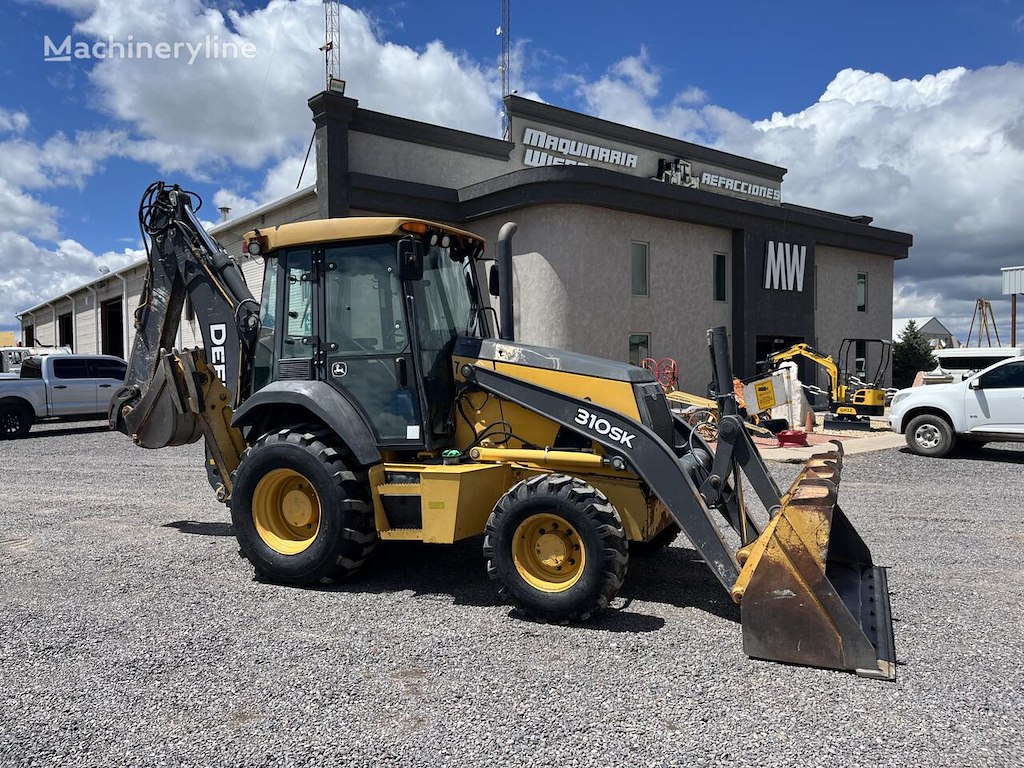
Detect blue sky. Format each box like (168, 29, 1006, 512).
(2, 0, 1024, 341)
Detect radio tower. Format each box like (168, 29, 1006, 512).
(498, 0, 511, 139)
(323, 0, 342, 89)
(301, 1, 342, 189)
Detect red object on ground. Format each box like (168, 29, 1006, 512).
(776, 429, 810, 447)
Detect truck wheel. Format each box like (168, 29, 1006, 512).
(905, 414, 956, 457)
(230, 428, 377, 584)
(0, 403, 32, 439)
(483, 474, 628, 622)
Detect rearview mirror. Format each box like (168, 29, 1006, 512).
(488, 263, 500, 297)
(398, 239, 424, 281)
(969, 378, 981, 389)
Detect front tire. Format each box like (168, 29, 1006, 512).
(905, 414, 956, 457)
(483, 474, 628, 622)
(230, 428, 377, 584)
(0, 403, 32, 439)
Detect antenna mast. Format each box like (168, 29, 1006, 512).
(498, 0, 511, 140)
(302, 1, 342, 189)
(323, 0, 342, 89)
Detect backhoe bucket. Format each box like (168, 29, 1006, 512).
(109, 350, 203, 448)
(730, 441, 896, 679)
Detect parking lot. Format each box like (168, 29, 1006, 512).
(1, 422, 1022, 767)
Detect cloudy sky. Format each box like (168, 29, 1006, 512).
(2, 0, 1024, 343)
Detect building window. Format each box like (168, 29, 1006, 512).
(23, 324, 34, 347)
(857, 272, 867, 312)
(628, 333, 650, 365)
(713, 253, 728, 302)
(631, 242, 649, 296)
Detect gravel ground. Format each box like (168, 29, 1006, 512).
(1, 421, 1022, 767)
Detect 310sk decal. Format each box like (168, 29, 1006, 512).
(574, 407, 636, 448)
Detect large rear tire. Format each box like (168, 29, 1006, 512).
(905, 414, 956, 457)
(230, 428, 377, 584)
(0, 403, 32, 439)
(483, 474, 628, 622)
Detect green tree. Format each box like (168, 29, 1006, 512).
(892, 320, 936, 388)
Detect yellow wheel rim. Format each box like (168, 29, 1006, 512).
(512, 513, 586, 592)
(251, 468, 322, 555)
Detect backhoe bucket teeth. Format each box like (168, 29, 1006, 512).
(731, 441, 896, 680)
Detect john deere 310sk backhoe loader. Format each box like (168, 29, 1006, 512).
(110, 182, 896, 679)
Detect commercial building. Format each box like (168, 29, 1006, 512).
(19, 90, 912, 394)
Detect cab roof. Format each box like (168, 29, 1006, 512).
(244, 217, 485, 254)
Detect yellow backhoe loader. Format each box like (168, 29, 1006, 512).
(110, 182, 896, 679)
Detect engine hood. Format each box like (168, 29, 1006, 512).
(454, 337, 656, 384)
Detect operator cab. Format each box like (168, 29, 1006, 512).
(245, 218, 491, 453)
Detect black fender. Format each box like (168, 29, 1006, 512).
(232, 380, 382, 468)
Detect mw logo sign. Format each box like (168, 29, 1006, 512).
(763, 242, 806, 292)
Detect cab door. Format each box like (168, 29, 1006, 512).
(321, 241, 423, 448)
(49, 357, 99, 416)
(964, 360, 1024, 435)
(91, 358, 128, 413)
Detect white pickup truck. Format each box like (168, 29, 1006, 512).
(0, 354, 127, 438)
(889, 355, 1024, 456)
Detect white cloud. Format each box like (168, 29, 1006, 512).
(0, 98, 134, 329)
(0, 230, 140, 340)
(40, 0, 500, 176)
(577, 49, 736, 144)
(213, 152, 308, 219)
(0, 108, 30, 134)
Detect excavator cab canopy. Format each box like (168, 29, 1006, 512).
(243, 218, 485, 260)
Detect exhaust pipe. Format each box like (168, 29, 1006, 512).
(497, 222, 517, 341)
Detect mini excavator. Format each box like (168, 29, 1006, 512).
(764, 340, 891, 419)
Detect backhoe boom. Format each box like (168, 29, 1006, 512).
(109, 182, 260, 494)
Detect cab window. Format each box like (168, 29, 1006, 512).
(52, 358, 91, 379)
(978, 361, 1024, 389)
(282, 250, 315, 360)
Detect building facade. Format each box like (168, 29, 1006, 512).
(19, 91, 912, 395)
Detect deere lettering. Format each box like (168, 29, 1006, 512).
(574, 407, 636, 448)
(208, 323, 228, 381)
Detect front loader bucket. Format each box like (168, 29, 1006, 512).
(731, 441, 896, 680)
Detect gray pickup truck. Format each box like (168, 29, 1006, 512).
(0, 354, 127, 438)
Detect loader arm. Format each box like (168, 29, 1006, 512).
(109, 181, 261, 497)
(467, 327, 896, 680)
